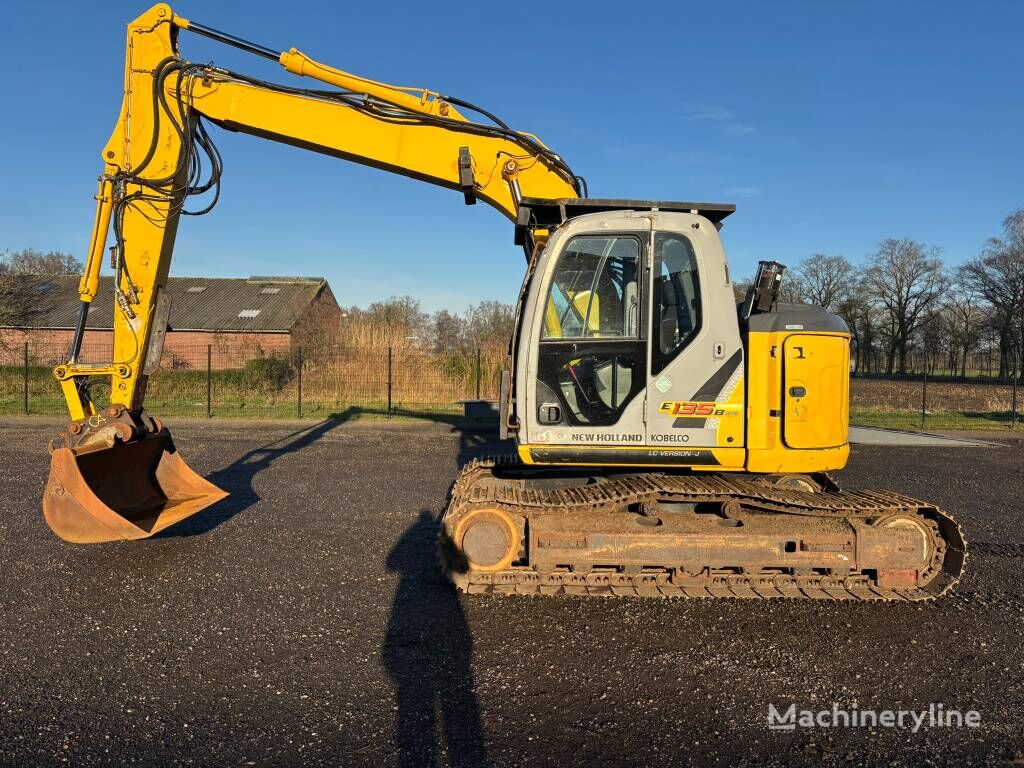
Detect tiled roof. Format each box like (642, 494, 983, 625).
(3, 275, 333, 332)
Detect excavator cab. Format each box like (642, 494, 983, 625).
(44, 406, 227, 543)
(512, 199, 747, 467)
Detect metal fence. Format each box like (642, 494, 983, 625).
(851, 347, 1021, 380)
(851, 372, 1020, 431)
(1, 341, 1020, 430)
(0, 342, 502, 420)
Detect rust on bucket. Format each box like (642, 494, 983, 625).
(43, 410, 227, 544)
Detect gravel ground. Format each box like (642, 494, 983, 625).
(0, 416, 1022, 767)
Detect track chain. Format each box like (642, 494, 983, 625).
(441, 456, 967, 602)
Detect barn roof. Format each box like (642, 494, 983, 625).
(3, 275, 334, 333)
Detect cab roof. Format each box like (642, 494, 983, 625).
(516, 197, 735, 245)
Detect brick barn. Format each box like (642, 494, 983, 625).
(0, 275, 339, 369)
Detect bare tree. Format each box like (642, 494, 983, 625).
(0, 249, 83, 330)
(430, 309, 463, 353)
(863, 239, 944, 374)
(833, 276, 878, 373)
(290, 296, 344, 357)
(789, 253, 856, 312)
(778, 272, 804, 304)
(366, 295, 428, 346)
(462, 301, 514, 353)
(960, 210, 1024, 379)
(0, 249, 82, 276)
(918, 306, 947, 374)
(943, 275, 984, 376)
(732, 276, 753, 303)
(0, 274, 36, 330)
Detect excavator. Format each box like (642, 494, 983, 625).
(43, 4, 965, 601)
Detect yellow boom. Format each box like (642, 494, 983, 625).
(44, 3, 580, 543)
(63, 2, 579, 421)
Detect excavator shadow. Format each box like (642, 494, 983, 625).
(454, 423, 511, 473)
(327, 408, 506, 471)
(155, 411, 509, 539)
(154, 409, 360, 538)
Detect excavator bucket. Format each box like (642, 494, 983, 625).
(43, 428, 228, 544)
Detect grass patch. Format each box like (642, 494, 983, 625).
(0, 363, 472, 420)
(851, 409, 1019, 431)
(4, 364, 1017, 430)
(0, 368, 468, 422)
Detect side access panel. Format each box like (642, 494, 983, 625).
(782, 334, 849, 449)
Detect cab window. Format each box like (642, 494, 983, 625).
(652, 232, 701, 374)
(542, 235, 639, 339)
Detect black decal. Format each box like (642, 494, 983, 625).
(671, 417, 707, 429)
(530, 448, 721, 466)
(690, 349, 742, 401)
(671, 350, 742, 429)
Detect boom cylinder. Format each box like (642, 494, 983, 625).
(172, 16, 280, 61)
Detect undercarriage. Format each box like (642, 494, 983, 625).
(440, 457, 966, 600)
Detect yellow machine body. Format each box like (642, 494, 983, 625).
(745, 330, 851, 473)
(514, 330, 851, 473)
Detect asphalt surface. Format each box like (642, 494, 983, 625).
(0, 416, 1022, 767)
(848, 426, 1002, 447)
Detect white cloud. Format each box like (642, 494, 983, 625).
(725, 123, 757, 136)
(680, 102, 756, 138)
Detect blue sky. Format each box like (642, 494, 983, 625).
(1, 1, 1021, 312)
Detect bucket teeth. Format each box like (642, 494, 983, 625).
(43, 429, 227, 544)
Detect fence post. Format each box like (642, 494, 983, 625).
(475, 347, 481, 401)
(23, 341, 29, 415)
(920, 368, 928, 430)
(296, 346, 303, 419)
(1012, 374, 1019, 430)
(387, 346, 393, 418)
(206, 344, 212, 419)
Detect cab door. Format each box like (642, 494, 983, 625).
(528, 232, 648, 454)
(644, 226, 745, 460)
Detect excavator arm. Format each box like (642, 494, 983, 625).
(44, 3, 580, 542)
(65, 3, 580, 420)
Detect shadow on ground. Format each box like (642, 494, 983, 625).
(453, 424, 507, 472)
(159, 409, 509, 538)
(156, 409, 359, 537)
(382, 511, 488, 767)
(155, 412, 497, 763)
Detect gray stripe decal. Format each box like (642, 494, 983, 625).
(672, 349, 743, 429)
(672, 417, 708, 429)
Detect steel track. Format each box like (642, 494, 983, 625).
(441, 457, 967, 601)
